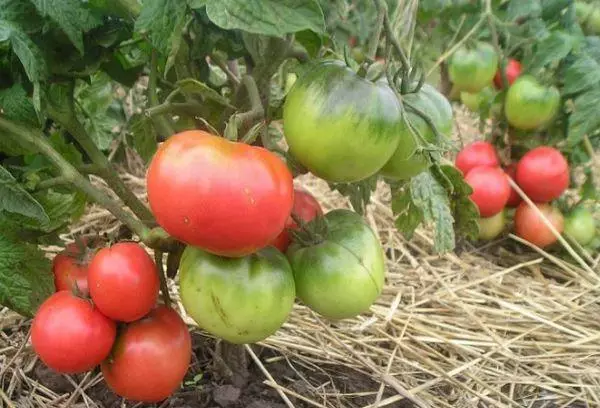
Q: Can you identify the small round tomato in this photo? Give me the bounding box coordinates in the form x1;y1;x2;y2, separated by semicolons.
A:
271;189;323;253
88;242;159;322
493;59;522;89
31;291;116;374
514;202;564;248
465;166;510;217
287;209;385;320
455;141;499;175
52;239;92;295
504;163;522;207
477;210;506;241
449;42;498;93
179;246;295;344
564;207;596;246
147;130;294;257
505;76;560;130
101;306;191;403
516;146;569;203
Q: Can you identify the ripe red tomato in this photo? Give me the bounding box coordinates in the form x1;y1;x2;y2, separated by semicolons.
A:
493;59;522;89
31;291;116;374
52;240;91;295
101;306;192;403
514;202;564;248
271;189;323;252
146;130;294;258
516;146;569;203
465;166;510;217
455;141;499;175
88;242;159;322
504;163;522;207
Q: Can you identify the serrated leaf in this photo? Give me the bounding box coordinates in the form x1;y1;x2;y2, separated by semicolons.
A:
506;0;541;21
135;0;187;56
391;189;423;240
0;234;53;317
129;114;157;163
30;0;101;54
0;20;47;82
526;31;578;73
563;55;600;95
0;165;48;222
176;78;236;108
568;86;600;145
205;0;325;37
0;83;39;127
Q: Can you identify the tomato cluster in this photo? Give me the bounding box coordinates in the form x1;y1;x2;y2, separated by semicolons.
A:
33;241;192;403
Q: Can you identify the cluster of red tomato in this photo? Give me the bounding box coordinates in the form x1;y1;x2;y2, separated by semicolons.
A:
32;240;192;402
456;141;570;248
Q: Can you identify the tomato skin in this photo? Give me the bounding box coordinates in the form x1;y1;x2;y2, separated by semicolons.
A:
505;76;560;130
287;209;385;320
271;189;323;252
564;207;596;246
477;210;506;241
88;242;159;322
449;42;498;93
504;163;522;207
101;306;191;403
179;246;295;344
465;166;510;217
31;291;116;374
514;203;564;248
515;146;569;203
380;83;454;180
455;141;499;176
53;242;90;295
493;59;522;89
147;130;294;257
283;60;403;182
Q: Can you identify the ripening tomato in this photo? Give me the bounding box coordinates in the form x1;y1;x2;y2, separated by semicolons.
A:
564;206;596;246
514;203;564;248
504;163;522;207
31;291;116;374
101;306;192;403
477;210;506;241
516;146;569;203
146;130;294;258
271;189;323;252
505;76;560;130
88;242;159;322
448;42;498;93
493;59;522;89
455;141;499;175
465;166;511;217
52;239;92;295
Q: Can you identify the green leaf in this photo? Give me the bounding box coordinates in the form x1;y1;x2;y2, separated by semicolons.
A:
0;165;48;222
188;0;207;7
29;0;101;54
563;54;600;95
0;0;41;33
506;0;541;21
176;78;236;108
581;169;598;201
391;189;423;240
0;234;53;317
128;114;157;163
526;31;578;73
295;29;323;57
135;0;187;56
48;131;83;167
568;86;600;146
328;175;378;216
0;21;47;81
0;83;39;127
205;0;325;37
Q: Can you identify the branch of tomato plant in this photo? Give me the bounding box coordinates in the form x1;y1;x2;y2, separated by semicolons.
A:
210;53;241;87
154;250;172;307
149;50;176;139
366;2;386;61
375;0;411;72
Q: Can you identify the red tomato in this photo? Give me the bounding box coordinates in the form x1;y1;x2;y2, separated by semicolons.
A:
52;240;91;295
465;166;510;217
455;141;499;175
88;242;159;322
494;59;522;89
504;163;522;207
31;291;116;374
271;189;323;252
514;202;564;248
101;306;192;403
146;130;294;258
516;146;569;203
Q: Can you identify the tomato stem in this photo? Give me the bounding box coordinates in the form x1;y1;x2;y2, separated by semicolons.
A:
154;250;172;308
148;49;176;139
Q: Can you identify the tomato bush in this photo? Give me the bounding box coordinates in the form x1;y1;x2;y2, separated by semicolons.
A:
514;203;564;248
448;42;498;93
465;166;511;217
515;147;569;203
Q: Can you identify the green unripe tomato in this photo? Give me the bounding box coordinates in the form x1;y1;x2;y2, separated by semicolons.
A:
287;209;385;320
449;42;499;93
460;87;501;117
505;76;560;130
477;210;506;241
564;207;596;246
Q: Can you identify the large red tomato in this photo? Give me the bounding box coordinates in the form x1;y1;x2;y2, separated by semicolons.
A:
504;163;522;207
31;291;116;374
455;141;499;175
88;242;159;322
516;146;569;203
493;59;522;89
514;202;564;248
271;189;323;252
146;130;294;257
101;306;192;403
465;166;510;217
52;240;91;295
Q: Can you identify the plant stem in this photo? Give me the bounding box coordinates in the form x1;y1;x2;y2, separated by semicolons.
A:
154;250;172;307
375;0;410;70
36;176;70;190
210;54;241;87
235;75;265;132
367;2;386;61
149;50;176;138
147;102;205;117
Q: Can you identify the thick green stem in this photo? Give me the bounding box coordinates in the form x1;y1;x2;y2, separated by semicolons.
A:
375;0;410;70
149;50;176;138
154;250;172;307
147;102;204;117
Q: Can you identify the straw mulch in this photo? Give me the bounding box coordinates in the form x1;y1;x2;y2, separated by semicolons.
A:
1;110;599;408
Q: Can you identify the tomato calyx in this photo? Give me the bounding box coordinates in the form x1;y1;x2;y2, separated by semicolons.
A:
289;213;328;247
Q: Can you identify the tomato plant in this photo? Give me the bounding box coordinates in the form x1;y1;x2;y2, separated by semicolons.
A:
31;291;116;374
448;42;498;93
564;206;597;246
88;242;160;322
455;141;499;176
465;166;510;217
515;147;569;203
102;306;192;403
514;203;564;248
504;76;560;131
